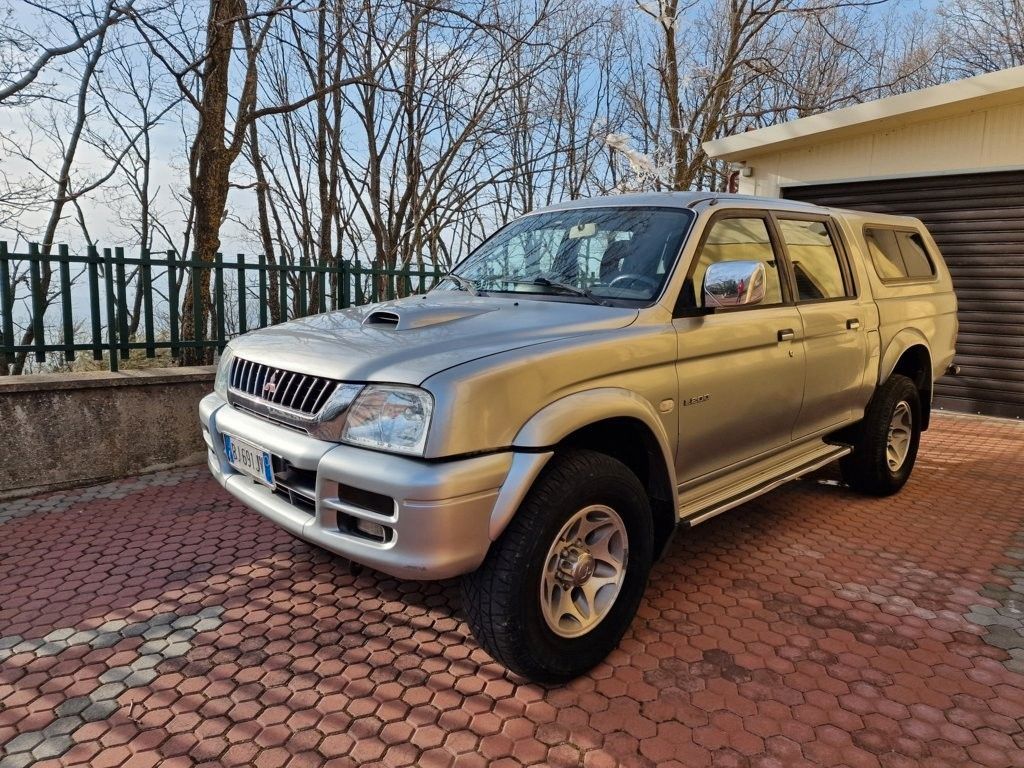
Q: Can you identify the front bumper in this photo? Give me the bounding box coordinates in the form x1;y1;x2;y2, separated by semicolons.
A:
199;393;533;580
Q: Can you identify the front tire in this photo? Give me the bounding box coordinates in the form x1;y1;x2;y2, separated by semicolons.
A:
461;449;653;683
840;374;922;496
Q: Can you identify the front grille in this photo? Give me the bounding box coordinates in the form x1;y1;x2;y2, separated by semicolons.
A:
230;357;339;415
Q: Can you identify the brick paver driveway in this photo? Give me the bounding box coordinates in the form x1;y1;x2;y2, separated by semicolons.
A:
2;414;1024;768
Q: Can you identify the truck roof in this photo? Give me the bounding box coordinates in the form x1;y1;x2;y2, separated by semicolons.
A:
531;191;824;214
530;192;925;229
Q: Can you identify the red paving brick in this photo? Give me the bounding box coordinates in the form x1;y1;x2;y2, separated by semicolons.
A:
1;412;1024;766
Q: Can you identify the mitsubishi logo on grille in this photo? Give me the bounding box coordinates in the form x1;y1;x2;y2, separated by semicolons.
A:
263;372;279;395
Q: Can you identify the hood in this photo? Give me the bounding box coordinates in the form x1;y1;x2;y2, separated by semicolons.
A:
227;293;639;384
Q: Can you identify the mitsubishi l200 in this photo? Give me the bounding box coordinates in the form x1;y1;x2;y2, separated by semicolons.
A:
200;193;957;682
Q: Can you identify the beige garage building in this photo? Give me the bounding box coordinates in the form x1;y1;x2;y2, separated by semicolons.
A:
704;66;1024;419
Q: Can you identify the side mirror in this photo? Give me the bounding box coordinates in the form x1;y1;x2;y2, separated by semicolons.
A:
703;260;767;308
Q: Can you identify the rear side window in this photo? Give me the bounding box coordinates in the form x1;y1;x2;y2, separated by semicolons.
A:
777;218;850;301
865;227;936;281
896;232;935;278
864;228;904;280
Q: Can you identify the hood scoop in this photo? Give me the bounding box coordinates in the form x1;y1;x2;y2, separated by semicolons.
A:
362;303;497;330
363;310;400;328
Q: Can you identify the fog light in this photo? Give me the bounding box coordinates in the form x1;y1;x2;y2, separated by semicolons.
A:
355;519;387;541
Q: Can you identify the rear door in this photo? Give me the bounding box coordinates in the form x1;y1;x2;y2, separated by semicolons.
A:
773;214;870;438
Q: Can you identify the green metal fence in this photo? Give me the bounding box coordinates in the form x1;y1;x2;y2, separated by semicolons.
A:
0;243;446;374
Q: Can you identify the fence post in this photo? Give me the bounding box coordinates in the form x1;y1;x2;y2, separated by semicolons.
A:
236;254;247;335
279;261;288;323
87;246;102;360
103;248;119;372
57;244;75;364
114;247;129;359
318;266;327;313
141;248;155;358
341;261;351;309
331;260;339;311
27;243;46;364
191;253;203;359
257;254;268;327
0;242;12;374
354;262;364;305
214;252;225;352
167;250;179;359
298;262;308;317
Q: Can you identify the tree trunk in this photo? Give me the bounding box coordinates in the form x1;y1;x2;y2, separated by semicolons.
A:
660;2;688;190
180;0;244;365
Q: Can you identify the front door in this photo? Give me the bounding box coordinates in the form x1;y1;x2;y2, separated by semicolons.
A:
673;214;806;483
772;215;869;438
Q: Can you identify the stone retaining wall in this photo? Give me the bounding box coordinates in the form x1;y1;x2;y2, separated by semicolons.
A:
0;367;215;499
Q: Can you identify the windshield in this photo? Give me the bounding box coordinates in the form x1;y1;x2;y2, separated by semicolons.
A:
438;206;695;305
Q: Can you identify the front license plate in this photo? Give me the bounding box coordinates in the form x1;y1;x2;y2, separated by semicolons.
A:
224;434;275;488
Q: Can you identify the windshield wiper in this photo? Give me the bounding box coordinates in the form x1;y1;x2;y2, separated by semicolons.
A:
444;273;479;296
511;276;608;306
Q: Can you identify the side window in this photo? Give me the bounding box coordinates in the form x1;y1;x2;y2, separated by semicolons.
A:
896;232;936;279
864;227;936;282
865;228;905;280
692;217;784;308
778;218;850;301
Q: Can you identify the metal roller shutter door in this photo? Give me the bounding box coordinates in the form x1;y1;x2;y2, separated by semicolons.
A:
782;170;1024;419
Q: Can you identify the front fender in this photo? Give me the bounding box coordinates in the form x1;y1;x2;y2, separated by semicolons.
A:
512;386;678;495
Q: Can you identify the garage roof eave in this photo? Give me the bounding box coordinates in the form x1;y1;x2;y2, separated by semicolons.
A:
703;66;1024;162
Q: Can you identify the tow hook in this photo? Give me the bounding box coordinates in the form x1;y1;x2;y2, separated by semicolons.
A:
946;364;960;376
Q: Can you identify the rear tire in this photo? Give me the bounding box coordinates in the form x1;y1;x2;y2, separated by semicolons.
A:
840;374;921;496
461;449;653;683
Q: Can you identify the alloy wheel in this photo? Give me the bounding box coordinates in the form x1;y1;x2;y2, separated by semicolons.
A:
540;504;628;638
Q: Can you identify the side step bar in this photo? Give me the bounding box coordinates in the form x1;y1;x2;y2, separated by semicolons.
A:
678;445;851;528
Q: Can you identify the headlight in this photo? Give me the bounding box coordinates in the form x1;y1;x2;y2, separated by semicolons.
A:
341;385;433;456
214;347;235;399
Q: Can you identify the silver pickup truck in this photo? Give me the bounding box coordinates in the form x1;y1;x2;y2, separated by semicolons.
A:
200;192;957;682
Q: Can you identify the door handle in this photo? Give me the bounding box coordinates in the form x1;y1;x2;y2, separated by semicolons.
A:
846;318;861;330
777;328;795;342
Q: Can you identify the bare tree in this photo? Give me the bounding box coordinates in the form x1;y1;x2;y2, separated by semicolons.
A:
329;0;588;277
93;41;185;339
0;0;139;105
492;2;623;216
9;0;1002;377
247;0;589;298
750;4;939;123
623;1;934;192
938;0;1024;76
0;1;169;374
133;0;370;363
